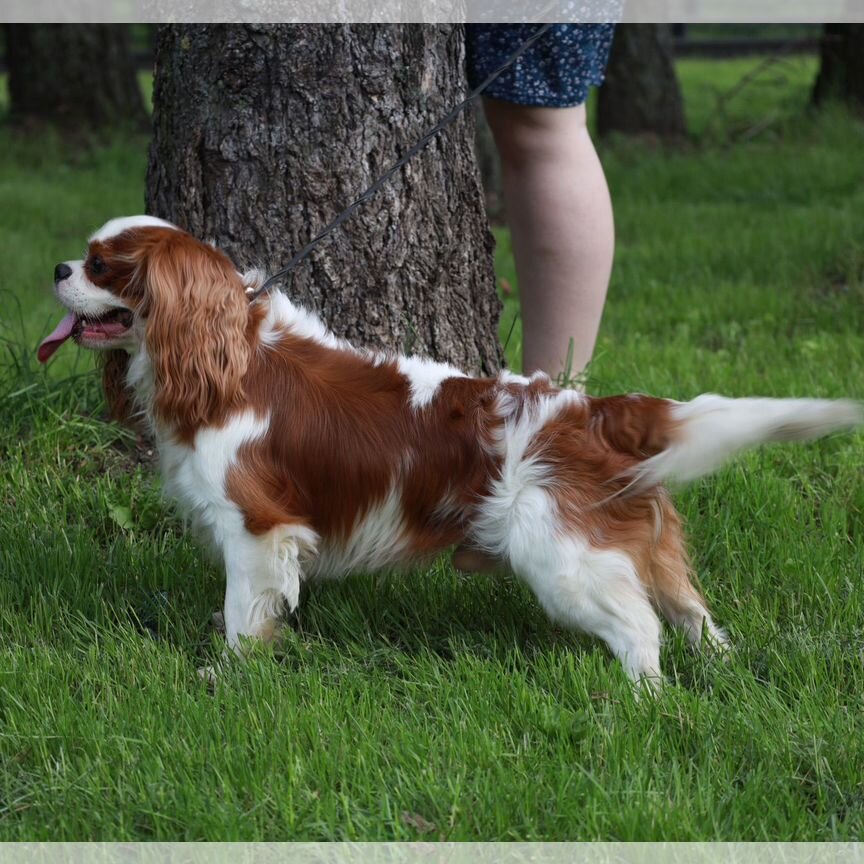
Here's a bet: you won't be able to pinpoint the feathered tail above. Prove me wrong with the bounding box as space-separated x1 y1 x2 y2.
593 393 862 489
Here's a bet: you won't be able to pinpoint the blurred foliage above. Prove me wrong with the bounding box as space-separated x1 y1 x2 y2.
682 24 820 41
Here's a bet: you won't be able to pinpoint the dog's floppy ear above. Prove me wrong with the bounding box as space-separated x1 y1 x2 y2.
141 236 251 437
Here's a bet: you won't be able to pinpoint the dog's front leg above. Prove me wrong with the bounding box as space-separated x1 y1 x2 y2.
221 522 318 653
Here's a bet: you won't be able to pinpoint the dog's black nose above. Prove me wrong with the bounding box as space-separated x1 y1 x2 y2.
54 263 73 283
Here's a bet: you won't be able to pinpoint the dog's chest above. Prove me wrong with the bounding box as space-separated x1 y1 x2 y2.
157 411 270 540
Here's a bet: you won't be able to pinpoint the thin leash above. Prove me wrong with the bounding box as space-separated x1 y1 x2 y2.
249 21 556 303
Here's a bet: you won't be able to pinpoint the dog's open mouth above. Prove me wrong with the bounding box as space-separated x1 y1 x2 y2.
38 308 134 363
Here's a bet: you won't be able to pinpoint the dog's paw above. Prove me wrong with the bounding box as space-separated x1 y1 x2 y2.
633 672 665 700
197 664 219 688
702 624 732 660
211 611 225 633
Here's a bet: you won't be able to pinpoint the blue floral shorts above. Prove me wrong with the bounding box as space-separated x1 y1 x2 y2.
465 24 616 108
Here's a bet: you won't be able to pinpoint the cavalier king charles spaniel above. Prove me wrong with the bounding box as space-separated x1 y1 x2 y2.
40 216 862 685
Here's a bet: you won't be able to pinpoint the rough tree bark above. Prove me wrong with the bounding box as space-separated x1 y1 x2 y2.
812 24 864 110
146 24 502 374
473 106 503 221
597 24 686 139
3 25 147 129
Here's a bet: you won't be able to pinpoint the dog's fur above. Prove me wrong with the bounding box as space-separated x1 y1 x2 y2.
41 216 862 684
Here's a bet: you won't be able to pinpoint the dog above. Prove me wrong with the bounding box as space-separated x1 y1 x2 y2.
40 215 862 685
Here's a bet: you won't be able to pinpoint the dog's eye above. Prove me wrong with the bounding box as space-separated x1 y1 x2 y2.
90 256 106 275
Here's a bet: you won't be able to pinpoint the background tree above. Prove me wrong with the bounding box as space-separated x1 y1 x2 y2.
473 106 504 221
812 24 864 110
597 24 686 139
146 24 502 374
3 25 146 129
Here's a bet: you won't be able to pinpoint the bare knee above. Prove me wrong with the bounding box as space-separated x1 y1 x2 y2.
482 98 589 168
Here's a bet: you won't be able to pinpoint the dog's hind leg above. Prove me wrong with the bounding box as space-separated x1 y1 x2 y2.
509 529 664 687
221 521 318 653
647 495 728 654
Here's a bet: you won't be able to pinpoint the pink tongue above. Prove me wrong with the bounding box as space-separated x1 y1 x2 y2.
38 312 78 364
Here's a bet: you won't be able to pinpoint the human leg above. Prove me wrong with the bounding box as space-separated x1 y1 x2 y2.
484 98 614 380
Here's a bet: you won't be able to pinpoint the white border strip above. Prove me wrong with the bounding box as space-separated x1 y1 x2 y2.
1 845 864 863
2 1 864 23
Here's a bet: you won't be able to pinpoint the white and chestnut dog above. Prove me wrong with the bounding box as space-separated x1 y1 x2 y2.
40 216 862 684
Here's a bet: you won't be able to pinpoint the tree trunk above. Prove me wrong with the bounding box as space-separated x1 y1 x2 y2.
597 24 686 140
812 24 864 110
3 25 146 130
473 105 503 222
146 24 502 374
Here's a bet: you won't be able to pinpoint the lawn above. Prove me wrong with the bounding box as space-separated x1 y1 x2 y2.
1 55 863 840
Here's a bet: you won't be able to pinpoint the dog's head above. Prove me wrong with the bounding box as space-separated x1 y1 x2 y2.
41 216 252 433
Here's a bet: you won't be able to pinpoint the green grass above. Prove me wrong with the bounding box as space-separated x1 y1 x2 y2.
678 54 819 141
1 56 864 840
